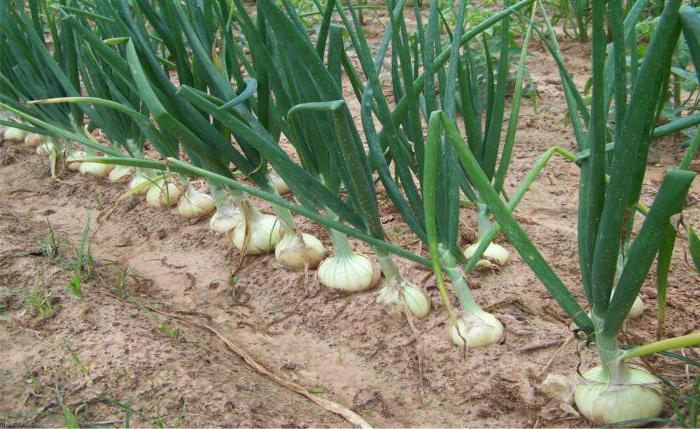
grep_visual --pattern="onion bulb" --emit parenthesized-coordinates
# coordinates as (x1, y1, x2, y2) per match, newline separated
(228, 210, 282, 254)
(24, 133, 43, 147)
(608, 288, 644, 320)
(574, 365, 663, 425)
(36, 140, 61, 158)
(79, 159, 114, 177)
(464, 241, 510, 269)
(275, 232, 325, 269)
(65, 150, 86, 171)
(178, 186, 216, 219)
(129, 170, 152, 193)
(146, 178, 182, 208)
(318, 253, 380, 292)
(376, 280, 431, 319)
(109, 165, 134, 183)
(270, 172, 290, 195)
(540, 373, 575, 404)
(628, 295, 645, 319)
(209, 203, 243, 233)
(3, 126, 27, 142)
(449, 311, 503, 348)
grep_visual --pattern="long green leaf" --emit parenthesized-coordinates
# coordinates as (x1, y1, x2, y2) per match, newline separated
(604, 169, 695, 336)
(435, 111, 593, 333)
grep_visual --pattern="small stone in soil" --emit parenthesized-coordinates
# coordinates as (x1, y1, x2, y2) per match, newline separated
(282, 361, 300, 370)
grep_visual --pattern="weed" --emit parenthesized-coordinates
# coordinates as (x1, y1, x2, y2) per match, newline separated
(55, 385, 81, 429)
(100, 395, 145, 428)
(22, 275, 53, 318)
(67, 273, 82, 298)
(66, 217, 97, 298)
(669, 375, 700, 428)
(23, 365, 43, 395)
(41, 218, 59, 259)
(112, 268, 130, 298)
(225, 274, 240, 304)
(153, 406, 165, 429)
(136, 303, 180, 340)
(173, 398, 187, 428)
(63, 339, 89, 377)
(158, 323, 180, 340)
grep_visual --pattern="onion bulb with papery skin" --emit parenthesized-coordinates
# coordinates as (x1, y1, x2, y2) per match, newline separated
(228, 211, 282, 254)
(109, 165, 134, 183)
(628, 295, 645, 319)
(270, 172, 290, 195)
(129, 170, 152, 193)
(79, 159, 114, 177)
(318, 253, 381, 292)
(3, 126, 27, 142)
(24, 133, 43, 147)
(178, 186, 216, 219)
(574, 365, 663, 425)
(274, 232, 325, 269)
(607, 289, 645, 320)
(64, 150, 86, 171)
(464, 241, 510, 269)
(540, 373, 575, 404)
(146, 178, 182, 208)
(376, 280, 431, 319)
(449, 311, 504, 348)
(209, 203, 243, 233)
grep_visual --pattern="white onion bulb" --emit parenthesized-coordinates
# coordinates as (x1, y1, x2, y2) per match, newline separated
(609, 288, 645, 320)
(464, 241, 510, 268)
(317, 253, 381, 292)
(574, 365, 663, 424)
(540, 373, 575, 403)
(79, 160, 114, 177)
(228, 211, 282, 254)
(376, 281, 431, 319)
(628, 295, 645, 319)
(24, 133, 43, 147)
(129, 171, 152, 193)
(275, 232, 325, 269)
(270, 172, 290, 195)
(209, 203, 243, 233)
(146, 179, 182, 208)
(178, 186, 216, 219)
(449, 311, 503, 348)
(64, 150, 86, 171)
(109, 165, 135, 183)
(4, 126, 27, 142)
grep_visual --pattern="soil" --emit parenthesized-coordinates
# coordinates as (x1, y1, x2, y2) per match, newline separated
(1, 17, 700, 429)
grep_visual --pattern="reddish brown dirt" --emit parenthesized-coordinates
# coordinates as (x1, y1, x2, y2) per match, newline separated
(1, 24, 699, 429)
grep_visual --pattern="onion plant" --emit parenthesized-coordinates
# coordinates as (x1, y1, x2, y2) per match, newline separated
(140, 0, 529, 326)
(0, 1, 95, 176)
(321, 0, 547, 338)
(47, 0, 330, 263)
(423, 0, 700, 424)
(0, 1, 217, 210)
(33, 0, 536, 325)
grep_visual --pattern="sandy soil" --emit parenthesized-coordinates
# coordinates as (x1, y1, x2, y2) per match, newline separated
(1, 20, 700, 429)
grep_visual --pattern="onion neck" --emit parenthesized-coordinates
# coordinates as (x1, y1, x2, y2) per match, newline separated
(438, 244, 482, 315)
(375, 249, 401, 284)
(210, 184, 229, 208)
(240, 199, 262, 224)
(330, 229, 354, 260)
(593, 317, 624, 384)
(477, 202, 491, 240)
